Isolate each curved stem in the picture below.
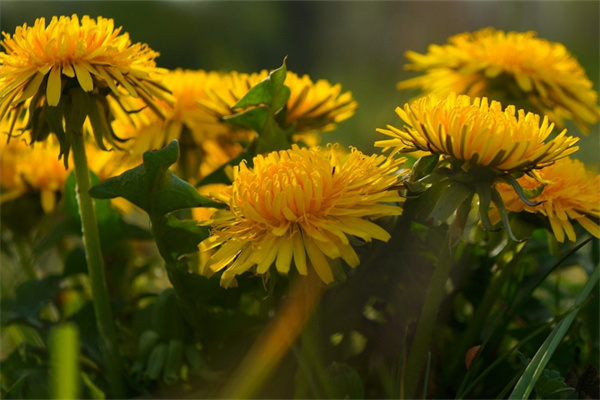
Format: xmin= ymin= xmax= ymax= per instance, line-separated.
xmin=71 ymin=133 xmax=125 ymax=398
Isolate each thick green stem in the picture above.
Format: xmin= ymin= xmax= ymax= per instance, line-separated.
xmin=404 ymin=239 xmax=454 ymax=399
xmin=71 ymin=133 xmax=125 ymax=398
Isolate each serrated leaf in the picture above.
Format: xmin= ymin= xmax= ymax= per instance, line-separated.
xmin=90 ymin=140 xmax=221 ymax=215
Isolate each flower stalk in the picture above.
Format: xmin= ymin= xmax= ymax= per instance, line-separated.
xmin=71 ymin=131 xmax=125 ymax=398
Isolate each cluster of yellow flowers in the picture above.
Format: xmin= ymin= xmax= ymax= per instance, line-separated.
xmin=1 ymin=16 xmax=598 ymax=287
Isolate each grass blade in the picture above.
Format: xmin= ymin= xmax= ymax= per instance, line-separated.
xmin=508 ymin=263 xmax=599 ymax=399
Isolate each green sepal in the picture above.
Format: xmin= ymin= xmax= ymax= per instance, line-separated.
xmin=491 ymin=187 xmax=526 ymax=243
xmin=476 ymin=182 xmax=501 ymax=232
xmin=498 ymin=174 xmax=545 ymax=207
xmin=64 ymin=87 xmax=90 ymax=136
xmin=44 ymin=100 xmax=71 ymax=167
xmin=89 ymin=140 xmax=222 ymax=215
xmin=410 ymin=154 xmax=440 ymax=182
xmin=429 ymin=181 xmax=473 ymax=226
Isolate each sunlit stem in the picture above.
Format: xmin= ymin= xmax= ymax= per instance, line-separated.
xmin=71 ymin=132 xmax=125 ymax=398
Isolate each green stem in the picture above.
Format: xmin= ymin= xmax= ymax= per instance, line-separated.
xmin=404 ymin=238 xmax=455 ymax=399
xmin=71 ymin=133 xmax=125 ymax=398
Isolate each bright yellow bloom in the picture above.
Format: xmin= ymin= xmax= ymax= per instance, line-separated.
xmin=495 ymin=157 xmax=600 ymax=242
xmin=376 ymin=93 xmax=579 ymax=173
xmin=0 ymin=136 xmax=68 ymax=213
xmin=397 ymin=28 xmax=600 ymax=133
xmin=199 ymin=144 xmax=405 ymax=287
xmin=198 ymin=69 xmax=358 ymax=134
xmin=0 ymin=14 xmax=171 ymax=160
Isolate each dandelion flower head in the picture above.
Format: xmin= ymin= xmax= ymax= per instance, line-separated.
xmin=397 ymin=28 xmax=600 ymax=133
xmin=496 ymin=157 xmax=600 ymax=243
xmin=0 ymin=14 xmax=172 ymax=159
xmin=376 ymin=93 xmax=580 ymax=173
xmin=199 ymin=144 xmax=405 ymax=287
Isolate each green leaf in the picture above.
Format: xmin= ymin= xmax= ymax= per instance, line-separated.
xmin=226 ymin=106 xmax=270 ymax=134
xmin=232 ymin=58 xmax=290 ymax=112
xmin=223 ymin=59 xmax=292 ymax=154
xmin=90 ymin=140 xmax=221 ymax=215
xmin=509 ymin=264 xmax=600 ymax=399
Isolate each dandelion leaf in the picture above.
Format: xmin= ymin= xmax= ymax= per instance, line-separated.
xmin=90 ymin=140 xmax=220 ymax=215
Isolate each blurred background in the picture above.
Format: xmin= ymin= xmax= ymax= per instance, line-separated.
xmin=2 ymin=1 xmax=599 ymax=163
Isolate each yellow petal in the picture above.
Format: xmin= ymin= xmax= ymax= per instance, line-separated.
xmin=275 ymin=238 xmax=294 ymax=274
xmin=304 ymin=236 xmax=333 ymax=284
xmin=73 ymin=62 xmax=94 ymax=92
xmin=577 ymin=216 xmax=600 ymax=239
xmin=292 ymin=231 xmax=307 ymax=275
xmin=46 ymin=65 xmax=62 ymax=106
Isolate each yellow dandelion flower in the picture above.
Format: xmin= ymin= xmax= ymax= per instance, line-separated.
xmin=198 ymin=69 xmax=358 ymax=134
xmin=495 ymin=157 xmax=600 ymax=243
xmin=0 ymin=136 xmax=69 ymax=213
xmin=397 ymin=27 xmax=600 ymax=133
xmin=111 ymin=69 xmax=249 ymax=181
xmin=0 ymin=14 xmax=172 ymax=162
xmin=376 ymin=93 xmax=579 ymax=173
xmin=117 ymin=69 xmax=246 ymax=156
xmin=199 ymin=144 xmax=406 ymax=287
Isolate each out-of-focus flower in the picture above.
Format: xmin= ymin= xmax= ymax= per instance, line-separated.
xmin=495 ymin=157 xmax=600 ymax=242
xmin=397 ymin=28 xmax=600 ymax=133
xmin=0 ymin=14 xmax=172 ymax=163
xmin=0 ymin=135 xmax=68 ymax=213
xmin=199 ymin=144 xmax=405 ymax=287
xmin=198 ymin=69 xmax=358 ymax=135
xmin=376 ymin=93 xmax=579 ymax=173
